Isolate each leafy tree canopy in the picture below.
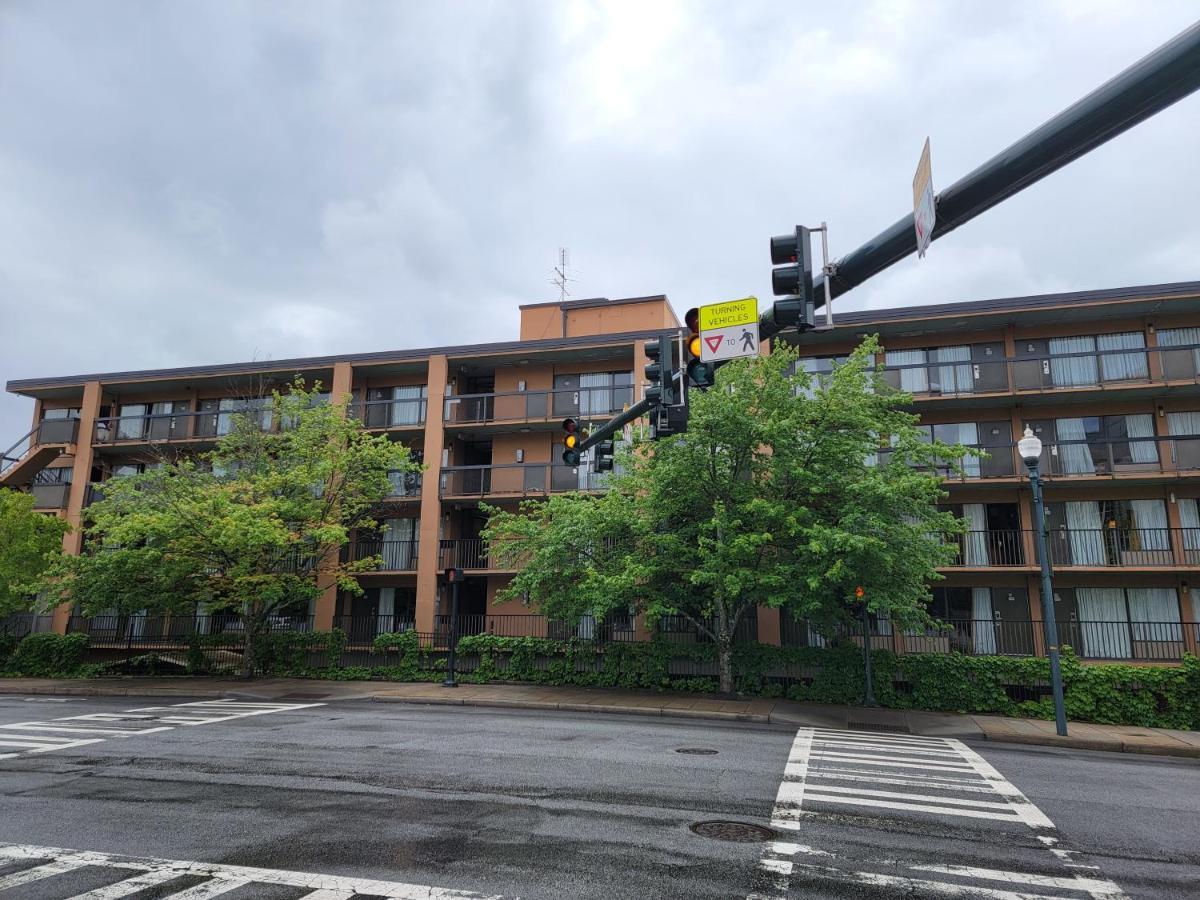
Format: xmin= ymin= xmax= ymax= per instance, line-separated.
xmin=484 ymin=338 xmax=971 ymax=693
xmin=0 ymin=489 xmax=68 ymax=617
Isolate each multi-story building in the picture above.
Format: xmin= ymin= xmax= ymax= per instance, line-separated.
xmin=3 ymin=282 xmax=1200 ymax=663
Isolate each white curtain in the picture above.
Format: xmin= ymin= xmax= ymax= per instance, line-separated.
xmin=580 ymin=373 xmax=612 ymax=415
xmin=807 ymin=624 xmax=827 ymax=648
xmin=1168 ymin=411 xmax=1200 ymax=469
xmin=1125 ymin=414 xmax=1159 ymax=465
xmin=1077 ymin=588 xmax=1131 ymax=659
xmin=963 ymin=504 xmax=989 ymax=565
xmin=1128 ymin=588 xmax=1182 ymax=643
xmin=1065 ymin=501 xmax=1106 ymax=565
xmin=971 ymin=588 xmax=995 ymax=654
xmin=933 ymin=345 xmax=972 ymax=395
xmin=1055 ymin=418 xmax=1095 ymax=475
xmin=1179 ymin=498 xmax=1200 ymax=551
xmin=1130 ymin=499 xmax=1169 ymax=552
xmin=117 ymin=403 xmax=147 ymax=440
xmin=392 ymin=386 xmax=425 ymax=425
xmin=378 ymin=587 xmax=396 ymax=634
xmin=1048 ymin=336 xmax=1098 ymax=386
xmin=1168 ymin=411 xmax=1200 ymax=437
xmin=1097 ymin=332 xmax=1148 ymax=381
xmin=382 ymin=518 xmax=418 ymax=568
xmin=1155 ymin=327 xmax=1200 ymax=373
xmin=885 ymin=350 xmax=929 ymax=393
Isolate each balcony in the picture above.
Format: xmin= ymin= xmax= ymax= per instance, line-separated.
xmin=345 ymin=539 xmax=420 ymax=572
xmin=941 ymin=528 xmax=1199 ymax=568
xmin=439 ymin=538 xmax=529 ymax=571
xmin=383 ymin=470 xmax=423 ymax=501
xmin=878 ymin=342 xmax=1200 ymax=401
xmin=94 ymin=410 xmax=224 ymax=445
xmin=0 ymin=418 xmax=80 ymax=486
xmin=356 ymin=397 xmax=427 ymax=431
xmin=443 ymin=385 xmax=634 ymax=427
xmin=30 ymin=482 xmax=71 ymax=510
xmin=439 ymin=463 xmax=608 ymax=499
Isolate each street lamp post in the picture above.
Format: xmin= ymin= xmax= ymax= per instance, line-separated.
xmin=1017 ymin=426 xmax=1069 ymax=737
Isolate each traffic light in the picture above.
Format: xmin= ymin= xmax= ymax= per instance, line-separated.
xmin=643 ymin=333 xmax=677 ymax=407
xmin=562 ymin=417 xmax=583 ymax=466
xmin=594 ymin=439 xmax=615 ymax=472
xmin=683 ymin=307 xmax=714 ymax=389
xmin=769 ymin=226 xmax=817 ymax=331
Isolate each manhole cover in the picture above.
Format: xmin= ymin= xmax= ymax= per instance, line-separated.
xmin=689 ymin=821 xmax=775 ymax=843
xmin=848 ymin=721 xmax=911 ymax=735
xmin=675 ymin=747 xmax=719 ymax=755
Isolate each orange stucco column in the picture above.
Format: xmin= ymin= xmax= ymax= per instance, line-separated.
xmin=314 ymin=362 xmax=354 ymax=631
xmin=415 ymin=355 xmax=449 ymax=635
xmin=53 ymin=381 xmax=102 ymax=634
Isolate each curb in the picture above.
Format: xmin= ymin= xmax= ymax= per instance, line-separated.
xmin=369 ymin=694 xmax=773 ymax=724
xmin=981 ymin=731 xmax=1200 ymax=759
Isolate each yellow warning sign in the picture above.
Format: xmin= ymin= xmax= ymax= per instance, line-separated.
xmin=698 ymin=297 xmax=758 ymax=331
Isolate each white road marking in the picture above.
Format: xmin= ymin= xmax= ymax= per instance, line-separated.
xmin=63 ymin=866 xmax=188 ymax=898
xmin=0 ymin=843 xmax=506 ymax=899
xmin=748 ymin=726 xmax=1129 ymax=900
xmin=0 ymin=700 xmax=323 ymax=760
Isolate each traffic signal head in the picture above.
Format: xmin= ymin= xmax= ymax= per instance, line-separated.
xmin=594 ymin=439 xmax=615 ymax=473
xmin=562 ymin=417 xmax=582 ymax=466
xmin=643 ymin=332 xmax=678 ymax=406
xmin=770 ymin=225 xmax=814 ymax=299
xmin=683 ymin=307 xmax=715 ymax=389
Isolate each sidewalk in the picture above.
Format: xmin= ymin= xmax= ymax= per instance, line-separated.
xmin=1 ymin=676 xmax=1197 ymax=759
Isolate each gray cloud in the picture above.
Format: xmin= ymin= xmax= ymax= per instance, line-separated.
xmin=2 ymin=1 xmax=1198 ymax=441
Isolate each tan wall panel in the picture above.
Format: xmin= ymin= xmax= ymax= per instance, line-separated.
xmin=520 ymin=306 xmax=563 ymax=341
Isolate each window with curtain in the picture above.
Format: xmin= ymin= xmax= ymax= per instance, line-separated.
xmin=391 ymin=386 xmax=426 ymax=426
xmin=1156 ymin=327 xmax=1200 ymax=378
xmin=1065 ymin=501 xmax=1106 ymax=565
xmin=1179 ymin=498 xmax=1200 ymax=551
xmin=793 ymin=357 xmax=846 ymax=398
xmin=961 ymin=504 xmax=989 ymax=565
xmin=1127 ymin=588 xmax=1182 ymax=644
xmin=116 ymin=403 xmax=148 ymax=440
xmin=1053 ymin=418 xmax=1095 ymax=474
xmin=1096 ymin=332 xmax=1148 ymax=381
xmin=884 ymin=349 xmax=929 ymax=393
xmin=1048 ymin=336 xmax=1098 ymax=386
xmin=1128 ymin=499 xmax=1169 ymax=552
xmin=971 ymin=588 xmax=995 ymax=654
xmin=932 ymin=422 xmax=981 ymax=477
xmin=1125 ymin=414 xmax=1159 ymax=465
xmin=931 ymin=345 xmax=973 ymax=395
xmin=579 ymin=373 xmax=611 ymax=416
xmin=1076 ymin=587 xmax=1130 ymax=658
xmin=1167 ymin=411 xmax=1200 ymax=470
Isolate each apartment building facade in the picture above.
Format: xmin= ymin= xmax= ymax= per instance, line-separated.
xmin=3 ymin=282 xmax=1200 ymax=663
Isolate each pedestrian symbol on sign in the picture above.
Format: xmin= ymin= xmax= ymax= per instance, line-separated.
xmin=741 ymin=329 xmax=755 ymax=353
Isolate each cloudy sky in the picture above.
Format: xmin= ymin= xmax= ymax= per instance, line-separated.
xmin=1 ymin=1 xmax=1198 ymax=438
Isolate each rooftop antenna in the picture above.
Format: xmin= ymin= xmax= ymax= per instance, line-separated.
xmin=551 ymin=247 xmax=577 ymax=302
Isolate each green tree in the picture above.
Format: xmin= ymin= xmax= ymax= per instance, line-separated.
xmin=46 ymin=381 xmax=417 ymax=677
xmin=0 ymin=489 xmax=68 ymax=617
xmin=484 ymin=339 xmax=969 ymax=694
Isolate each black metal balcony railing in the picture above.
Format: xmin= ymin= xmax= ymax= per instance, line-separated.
xmin=66 ymin=613 xmax=314 ymax=644
xmin=440 ymin=463 xmax=609 ymax=498
xmin=430 ymin=612 xmax=637 ymax=646
xmin=942 ymin=528 xmax=1200 ymax=568
xmin=356 ymin=397 xmax=428 ymax=430
xmin=443 ymin=385 xmax=634 ymax=427
xmin=878 ymin=341 xmax=1200 ymax=398
xmin=346 ymin=540 xmax=420 ymax=571
xmin=385 ymin=470 xmax=422 ymax=499
xmin=333 ymin=614 xmax=415 ymax=644
xmin=92 ymin=410 xmax=264 ymax=444
xmin=945 ymin=530 xmax=1026 ymax=566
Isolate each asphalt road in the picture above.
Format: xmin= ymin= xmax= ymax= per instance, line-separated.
xmin=0 ymin=693 xmax=1195 ymax=899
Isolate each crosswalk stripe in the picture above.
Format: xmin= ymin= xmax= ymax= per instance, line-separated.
xmin=798 ymin=784 xmax=1017 ymax=810
xmin=810 ymin=751 xmax=977 ymax=771
xmin=153 ymin=878 xmax=251 ymax=898
xmin=791 ymin=862 xmax=1089 ymax=900
xmin=64 ymin=867 xmax=185 ymax=898
xmin=802 ymin=792 xmax=1024 ymax=821
xmin=813 ymin=739 xmax=963 ymax=756
xmin=913 ymin=864 xmax=1128 ymax=896
xmin=0 ymin=857 xmax=93 ymax=889
xmin=297 ymin=891 xmax=357 ymax=899
xmin=806 ymin=770 xmax=1000 ymax=793
xmin=812 ymin=729 xmax=953 ymax=747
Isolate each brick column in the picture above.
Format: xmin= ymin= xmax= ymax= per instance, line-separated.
xmin=53 ymin=381 xmax=102 ymax=634
xmin=415 ymin=355 xmax=449 ymax=635
xmin=314 ymin=362 xmax=354 ymax=632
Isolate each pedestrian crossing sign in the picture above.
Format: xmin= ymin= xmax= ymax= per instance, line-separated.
xmin=697 ymin=297 xmax=759 ymax=363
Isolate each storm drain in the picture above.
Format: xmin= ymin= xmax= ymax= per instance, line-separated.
xmin=848 ymin=721 xmax=911 ymax=735
xmin=689 ymin=821 xmax=775 ymax=843
xmin=675 ymin=747 xmax=719 ymax=755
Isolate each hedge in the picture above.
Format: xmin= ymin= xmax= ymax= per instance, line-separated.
xmin=2 ymin=628 xmax=1197 ymax=729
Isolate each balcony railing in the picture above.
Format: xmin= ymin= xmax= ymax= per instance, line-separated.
xmin=93 ymin=410 xmax=251 ymax=444
xmin=941 ymin=528 xmax=1200 ymax=568
xmin=430 ymin=612 xmax=637 ymax=645
xmin=355 ymin=397 xmax=428 ymax=430
xmin=443 ymin=385 xmax=634 ymax=426
xmin=878 ymin=342 xmax=1200 ymax=398
xmin=944 ymin=530 xmax=1026 ymax=566
xmin=66 ymin=613 xmax=314 ymax=645
xmin=333 ymin=614 xmax=415 ymax=644
xmin=438 ymin=538 xmax=529 ymax=570
xmin=346 ymin=540 xmax=420 ymax=572
xmin=30 ymin=482 xmax=72 ymax=510
xmin=440 ymin=463 xmax=609 ymax=498
xmin=385 ymin=469 xmax=423 ymax=500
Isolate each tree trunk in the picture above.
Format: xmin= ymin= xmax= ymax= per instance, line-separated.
xmin=241 ymin=604 xmax=264 ymax=680
xmin=716 ymin=604 xmax=734 ymax=697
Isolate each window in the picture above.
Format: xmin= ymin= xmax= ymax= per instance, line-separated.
xmin=1064 ymin=587 xmax=1182 ymax=659
xmin=367 ymin=386 xmax=427 ymax=427
xmin=41 ymin=408 xmax=79 ymax=421
xmin=553 ymin=372 xmax=632 ymax=417
xmin=1157 ymin=327 xmax=1200 ymax=380
xmin=882 ymin=343 xmax=1002 ymax=395
xmin=32 ymin=467 xmax=72 ymax=485
xmin=792 ymin=356 xmax=847 ymax=398
xmin=1023 ymin=332 xmax=1148 ymax=388
xmin=1047 ymin=414 xmax=1157 ymax=475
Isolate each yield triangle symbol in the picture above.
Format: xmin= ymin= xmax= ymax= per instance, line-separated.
xmin=704 ymin=335 xmax=723 ymax=353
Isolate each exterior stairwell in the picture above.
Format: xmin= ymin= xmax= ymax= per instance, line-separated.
xmin=0 ymin=419 xmax=79 ymax=488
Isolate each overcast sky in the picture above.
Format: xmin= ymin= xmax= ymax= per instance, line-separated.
xmin=2 ymin=1 xmax=1199 ymax=438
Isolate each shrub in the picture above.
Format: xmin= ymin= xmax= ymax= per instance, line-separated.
xmin=8 ymin=632 xmax=90 ymax=677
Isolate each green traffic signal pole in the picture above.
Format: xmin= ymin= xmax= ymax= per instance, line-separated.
xmin=761 ymin=21 xmax=1200 ymax=341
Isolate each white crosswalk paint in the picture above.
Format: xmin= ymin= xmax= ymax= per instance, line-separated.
xmin=748 ymin=726 xmax=1129 ymax=900
xmin=0 ymin=842 xmax=506 ymax=899
xmin=0 ymin=699 xmax=323 ymax=760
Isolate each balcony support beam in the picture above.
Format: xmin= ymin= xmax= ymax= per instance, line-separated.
xmin=415 ymin=355 xmax=450 ymax=636
xmin=55 ymin=380 xmax=102 ymax=635
xmin=314 ymin=362 xmax=355 ymax=633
